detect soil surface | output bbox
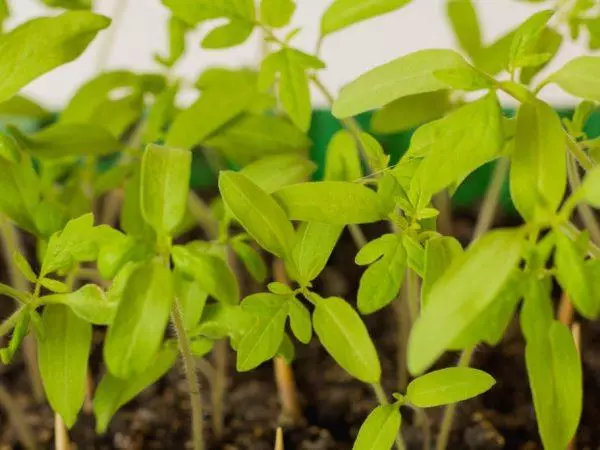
[1,207,600,449]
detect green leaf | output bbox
[39,277,69,293]
[171,245,239,305]
[520,276,554,343]
[508,10,554,71]
[93,342,178,433]
[260,0,295,27]
[192,304,253,346]
[583,166,600,208]
[371,91,451,134]
[143,84,179,144]
[548,56,600,101]
[291,221,343,285]
[288,297,311,344]
[406,367,495,408]
[355,234,398,265]
[43,284,117,325]
[432,67,492,91]
[205,114,311,166]
[0,95,51,119]
[237,293,289,371]
[555,233,600,319]
[173,269,208,330]
[352,404,401,450]
[421,236,463,306]
[357,236,406,314]
[324,130,363,181]
[410,92,504,199]
[274,181,384,225]
[155,16,189,67]
[321,0,412,37]
[526,321,582,450]
[104,261,173,379]
[219,171,295,258]
[313,296,381,383]
[520,28,562,84]
[0,311,30,364]
[408,229,525,375]
[165,86,252,149]
[509,100,566,221]
[231,240,268,283]
[13,251,37,283]
[162,0,255,26]
[9,123,121,159]
[333,49,470,118]
[42,0,91,9]
[446,0,481,57]
[202,19,254,49]
[140,144,191,236]
[0,12,110,104]
[241,154,316,193]
[38,305,92,428]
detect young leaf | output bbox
[547,56,600,101]
[291,221,343,285]
[219,171,295,258]
[421,236,463,306]
[140,144,192,236]
[155,16,189,67]
[321,0,412,37]
[324,130,363,181]
[406,367,495,408]
[93,342,178,433]
[143,84,178,144]
[520,276,554,343]
[43,284,117,325]
[371,91,451,134]
[260,0,295,28]
[333,49,470,118]
[38,305,92,428]
[0,155,40,233]
[241,154,316,193]
[231,240,268,283]
[355,234,398,265]
[526,321,582,450]
[12,251,37,283]
[352,404,402,450]
[0,12,110,103]
[583,166,600,207]
[274,181,384,224]
[508,10,554,71]
[288,297,312,344]
[173,269,208,331]
[408,229,525,375]
[192,304,253,346]
[554,233,600,319]
[509,100,566,221]
[171,245,239,305]
[202,20,254,49]
[357,236,406,314]
[236,293,289,371]
[313,296,381,383]
[0,311,30,364]
[446,0,481,57]
[104,261,173,379]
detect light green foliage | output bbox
[93,343,178,433]
[352,404,401,450]
[324,130,363,181]
[43,284,117,325]
[356,234,406,314]
[548,56,600,101]
[219,171,295,258]
[0,12,110,103]
[406,367,495,407]
[333,49,470,118]
[13,251,37,283]
[313,295,381,383]
[508,10,554,71]
[155,16,190,67]
[371,91,451,134]
[525,321,582,450]
[0,311,30,364]
[143,84,179,144]
[240,154,316,193]
[583,166,600,207]
[260,0,295,28]
[446,0,481,58]
[104,261,173,379]
[0,154,40,233]
[42,0,92,9]
[274,181,385,224]
[237,293,290,371]
[291,221,343,285]
[173,270,208,330]
[421,236,463,305]
[230,239,268,283]
[171,244,239,305]
[141,144,192,236]
[408,229,525,375]
[288,297,312,343]
[509,100,566,221]
[321,0,412,37]
[0,95,51,119]
[38,305,92,428]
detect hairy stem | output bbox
[473,158,509,240]
[566,153,600,245]
[436,347,475,450]
[0,383,37,450]
[172,297,204,450]
[211,340,227,440]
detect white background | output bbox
[9,0,600,109]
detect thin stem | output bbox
[348,224,368,249]
[211,340,227,439]
[561,222,600,258]
[567,153,600,245]
[0,306,25,339]
[435,347,475,450]
[473,158,509,240]
[54,414,70,450]
[274,427,284,450]
[566,135,594,171]
[415,407,432,450]
[433,190,453,236]
[0,383,37,450]
[172,297,204,450]
[371,383,406,450]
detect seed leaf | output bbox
[352,404,401,450]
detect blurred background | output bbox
[9,0,597,110]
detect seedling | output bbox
[0,0,599,449]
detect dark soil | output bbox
[1,207,600,449]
